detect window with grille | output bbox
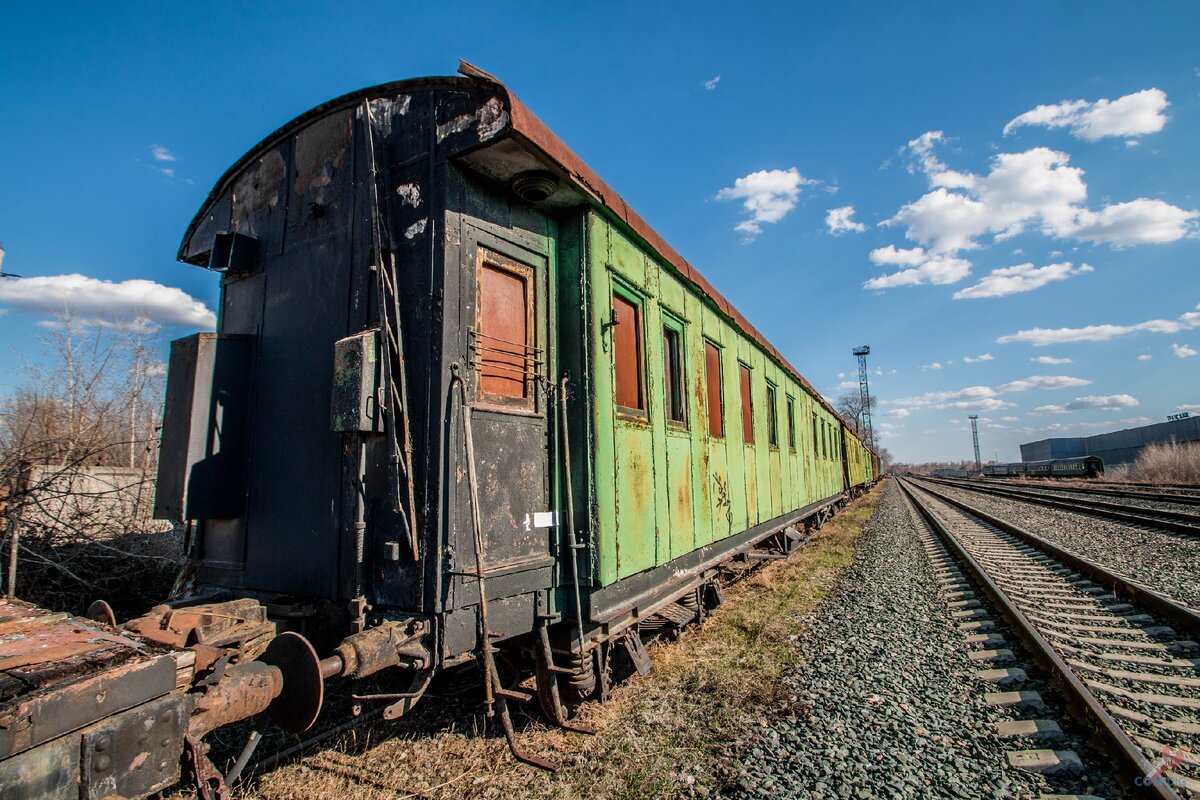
[477,253,534,407]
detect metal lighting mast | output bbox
[852,346,873,449]
[969,415,982,473]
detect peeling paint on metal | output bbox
[231,149,285,232]
[404,219,427,239]
[361,95,411,138]
[436,114,475,142]
[476,97,509,141]
[395,182,421,206]
[294,112,351,198]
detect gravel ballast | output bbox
[727,481,1115,800]
[932,481,1200,611]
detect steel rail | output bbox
[912,479,1200,636]
[898,478,1181,800]
[920,477,1200,537]
[1020,483,1200,507]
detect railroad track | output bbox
[899,477,1200,799]
[969,480,1200,508]
[922,477,1200,537]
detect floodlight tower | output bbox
[852,346,873,449]
[969,415,982,473]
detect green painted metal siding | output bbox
[580,211,867,588]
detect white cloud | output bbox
[1177,404,1200,413]
[920,362,943,371]
[863,254,971,290]
[1070,199,1199,246]
[1137,354,1153,361]
[1032,355,1073,364]
[1174,342,1199,358]
[826,206,866,235]
[1030,394,1140,414]
[884,139,1196,255]
[1001,416,1020,422]
[150,145,177,162]
[0,274,215,329]
[887,408,912,418]
[703,75,721,90]
[962,353,994,363]
[870,245,927,267]
[1003,88,1169,141]
[998,302,1200,346]
[836,380,858,390]
[716,168,815,239]
[886,386,1013,412]
[998,375,1091,392]
[953,261,1093,300]
[1121,416,1154,425]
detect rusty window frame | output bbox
[738,362,754,445]
[611,286,646,417]
[786,395,796,450]
[765,381,778,448]
[474,248,536,412]
[662,315,687,428]
[703,338,724,438]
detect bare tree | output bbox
[836,390,878,449]
[0,310,180,614]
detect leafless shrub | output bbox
[0,311,183,615]
[1121,440,1200,485]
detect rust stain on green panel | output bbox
[665,434,695,559]
[614,422,656,579]
[742,446,758,525]
[768,449,782,514]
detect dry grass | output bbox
[231,487,882,800]
[1114,441,1200,485]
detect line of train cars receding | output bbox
[0,62,878,797]
[983,456,1105,479]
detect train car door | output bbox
[456,227,555,614]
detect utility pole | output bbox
[969,415,982,473]
[852,346,873,449]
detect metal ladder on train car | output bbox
[361,99,420,562]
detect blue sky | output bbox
[1,2,1197,463]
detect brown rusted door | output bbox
[459,229,554,598]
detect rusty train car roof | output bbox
[179,61,850,429]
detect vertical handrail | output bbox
[361,100,420,560]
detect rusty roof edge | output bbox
[476,67,847,425]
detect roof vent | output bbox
[510,171,558,203]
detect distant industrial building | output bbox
[1020,415,1200,468]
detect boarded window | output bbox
[822,421,829,459]
[613,293,644,412]
[704,340,723,437]
[766,382,778,446]
[663,325,685,425]
[787,396,796,450]
[739,364,754,444]
[812,413,819,456]
[478,256,531,402]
